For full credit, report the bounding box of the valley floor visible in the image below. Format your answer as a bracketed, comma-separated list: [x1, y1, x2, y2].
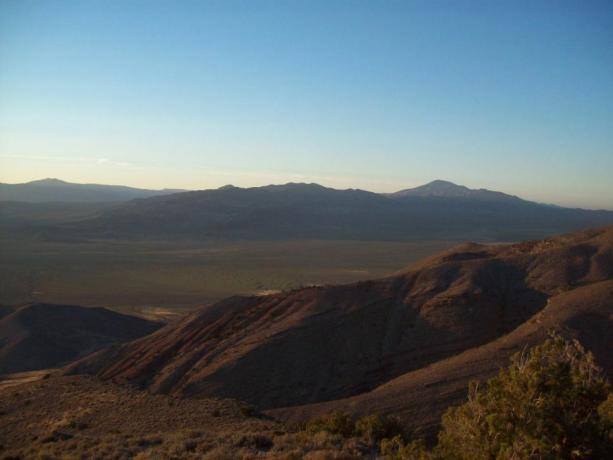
[0, 238, 458, 318]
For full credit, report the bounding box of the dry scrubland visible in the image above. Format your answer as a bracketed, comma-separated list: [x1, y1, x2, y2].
[0, 238, 457, 316]
[1, 226, 612, 458]
[1, 336, 612, 459]
[0, 375, 413, 459]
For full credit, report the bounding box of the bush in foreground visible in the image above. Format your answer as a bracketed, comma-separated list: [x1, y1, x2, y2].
[435, 334, 612, 459]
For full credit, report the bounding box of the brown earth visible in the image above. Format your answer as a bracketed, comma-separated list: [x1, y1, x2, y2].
[0, 303, 161, 374]
[0, 373, 402, 459]
[0, 374, 281, 459]
[68, 226, 613, 412]
[269, 278, 613, 438]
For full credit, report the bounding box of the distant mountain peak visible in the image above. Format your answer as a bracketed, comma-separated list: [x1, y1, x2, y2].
[412, 180, 470, 193]
[29, 178, 69, 186]
[389, 180, 522, 203]
[261, 182, 330, 192]
[425, 179, 460, 186]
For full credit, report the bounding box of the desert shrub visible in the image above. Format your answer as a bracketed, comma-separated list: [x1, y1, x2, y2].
[201, 445, 238, 460]
[436, 334, 612, 459]
[233, 433, 273, 450]
[380, 436, 429, 460]
[135, 435, 162, 448]
[239, 403, 257, 417]
[303, 450, 359, 460]
[354, 414, 406, 445]
[306, 411, 356, 438]
[305, 411, 408, 443]
[598, 392, 613, 443]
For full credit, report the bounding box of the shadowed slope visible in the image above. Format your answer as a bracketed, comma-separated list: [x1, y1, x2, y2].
[0, 304, 161, 373]
[69, 226, 613, 409]
[269, 279, 613, 436]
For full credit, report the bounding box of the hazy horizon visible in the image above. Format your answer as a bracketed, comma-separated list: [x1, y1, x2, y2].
[1, 1, 612, 209]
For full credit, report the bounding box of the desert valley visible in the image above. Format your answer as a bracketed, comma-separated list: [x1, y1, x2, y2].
[2, 2, 612, 458]
[1, 179, 612, 458]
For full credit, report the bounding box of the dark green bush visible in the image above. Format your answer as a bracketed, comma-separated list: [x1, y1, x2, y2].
[301, 335, 612, 459]
[355, 414, 406, 445]
[436, 334, 612, 460]
[598, 393, 613, 444]
[306, 411, 409, 445]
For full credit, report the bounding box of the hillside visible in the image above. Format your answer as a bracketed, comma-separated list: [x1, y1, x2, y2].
[45, 181, 613, 242]
[0, 374, 280, 459]
[0, 303, 161, 373]
[69, 225, 613, 411]
[0, 178, 184, 203]
[270, 278, 613, 436]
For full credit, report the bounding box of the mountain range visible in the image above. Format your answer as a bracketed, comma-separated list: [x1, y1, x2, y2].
[30, 179, 613, 242]
[0, 178, 184, 203]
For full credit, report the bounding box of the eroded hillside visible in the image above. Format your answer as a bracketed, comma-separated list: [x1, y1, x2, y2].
[69, 226, 613, 410]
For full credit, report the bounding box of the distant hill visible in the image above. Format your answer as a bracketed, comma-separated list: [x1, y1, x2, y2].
[48, 180, 613, 242]
[0, 178, 184, 203]
[69, 226, 613, 413]
[0, 303, 161, 373]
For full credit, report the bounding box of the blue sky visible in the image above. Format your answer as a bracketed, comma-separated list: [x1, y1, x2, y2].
[1, 0, 612, 208]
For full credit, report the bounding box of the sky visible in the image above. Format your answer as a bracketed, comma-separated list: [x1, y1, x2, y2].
[0, 1, 612, 209]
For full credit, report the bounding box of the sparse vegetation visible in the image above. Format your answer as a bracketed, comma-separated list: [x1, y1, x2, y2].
[306, 412, 356, 438]
[1, 225, 612, 459]
[304, 411, 408, 446]
[289, 335, 613, 460]
[380, 437, 429, 460]
[355, 414, 407, 445]
[1, 336, 612, 459]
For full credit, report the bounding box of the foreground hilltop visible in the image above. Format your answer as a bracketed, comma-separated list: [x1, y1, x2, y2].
[70, 226, 613, 413]
[0, 303, 161, 374]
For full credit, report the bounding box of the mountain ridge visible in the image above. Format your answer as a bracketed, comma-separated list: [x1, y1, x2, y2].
[67, 225, 613, 413]
[52, 180, 613, 242]
[3, 177, 611, 209]
[0, 178, 185, 203]
[3, 178, 613, 242]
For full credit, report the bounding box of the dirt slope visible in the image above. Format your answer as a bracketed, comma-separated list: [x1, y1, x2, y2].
[69, 226, 613, 410]
[0, 303, 161, 373]
[0, 374, 278, 459]
[268, 279, 613, 436]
